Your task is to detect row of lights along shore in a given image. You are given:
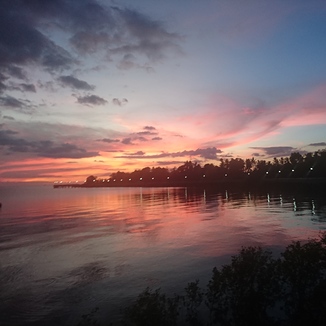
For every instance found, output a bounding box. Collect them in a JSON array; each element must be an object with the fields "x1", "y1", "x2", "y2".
[
  {"x1": 54, "y1": 175, "x2": 207, "y2": 184},
  {"x1": 53, "y1": 168, "x2": 315, "y2": 184}
]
